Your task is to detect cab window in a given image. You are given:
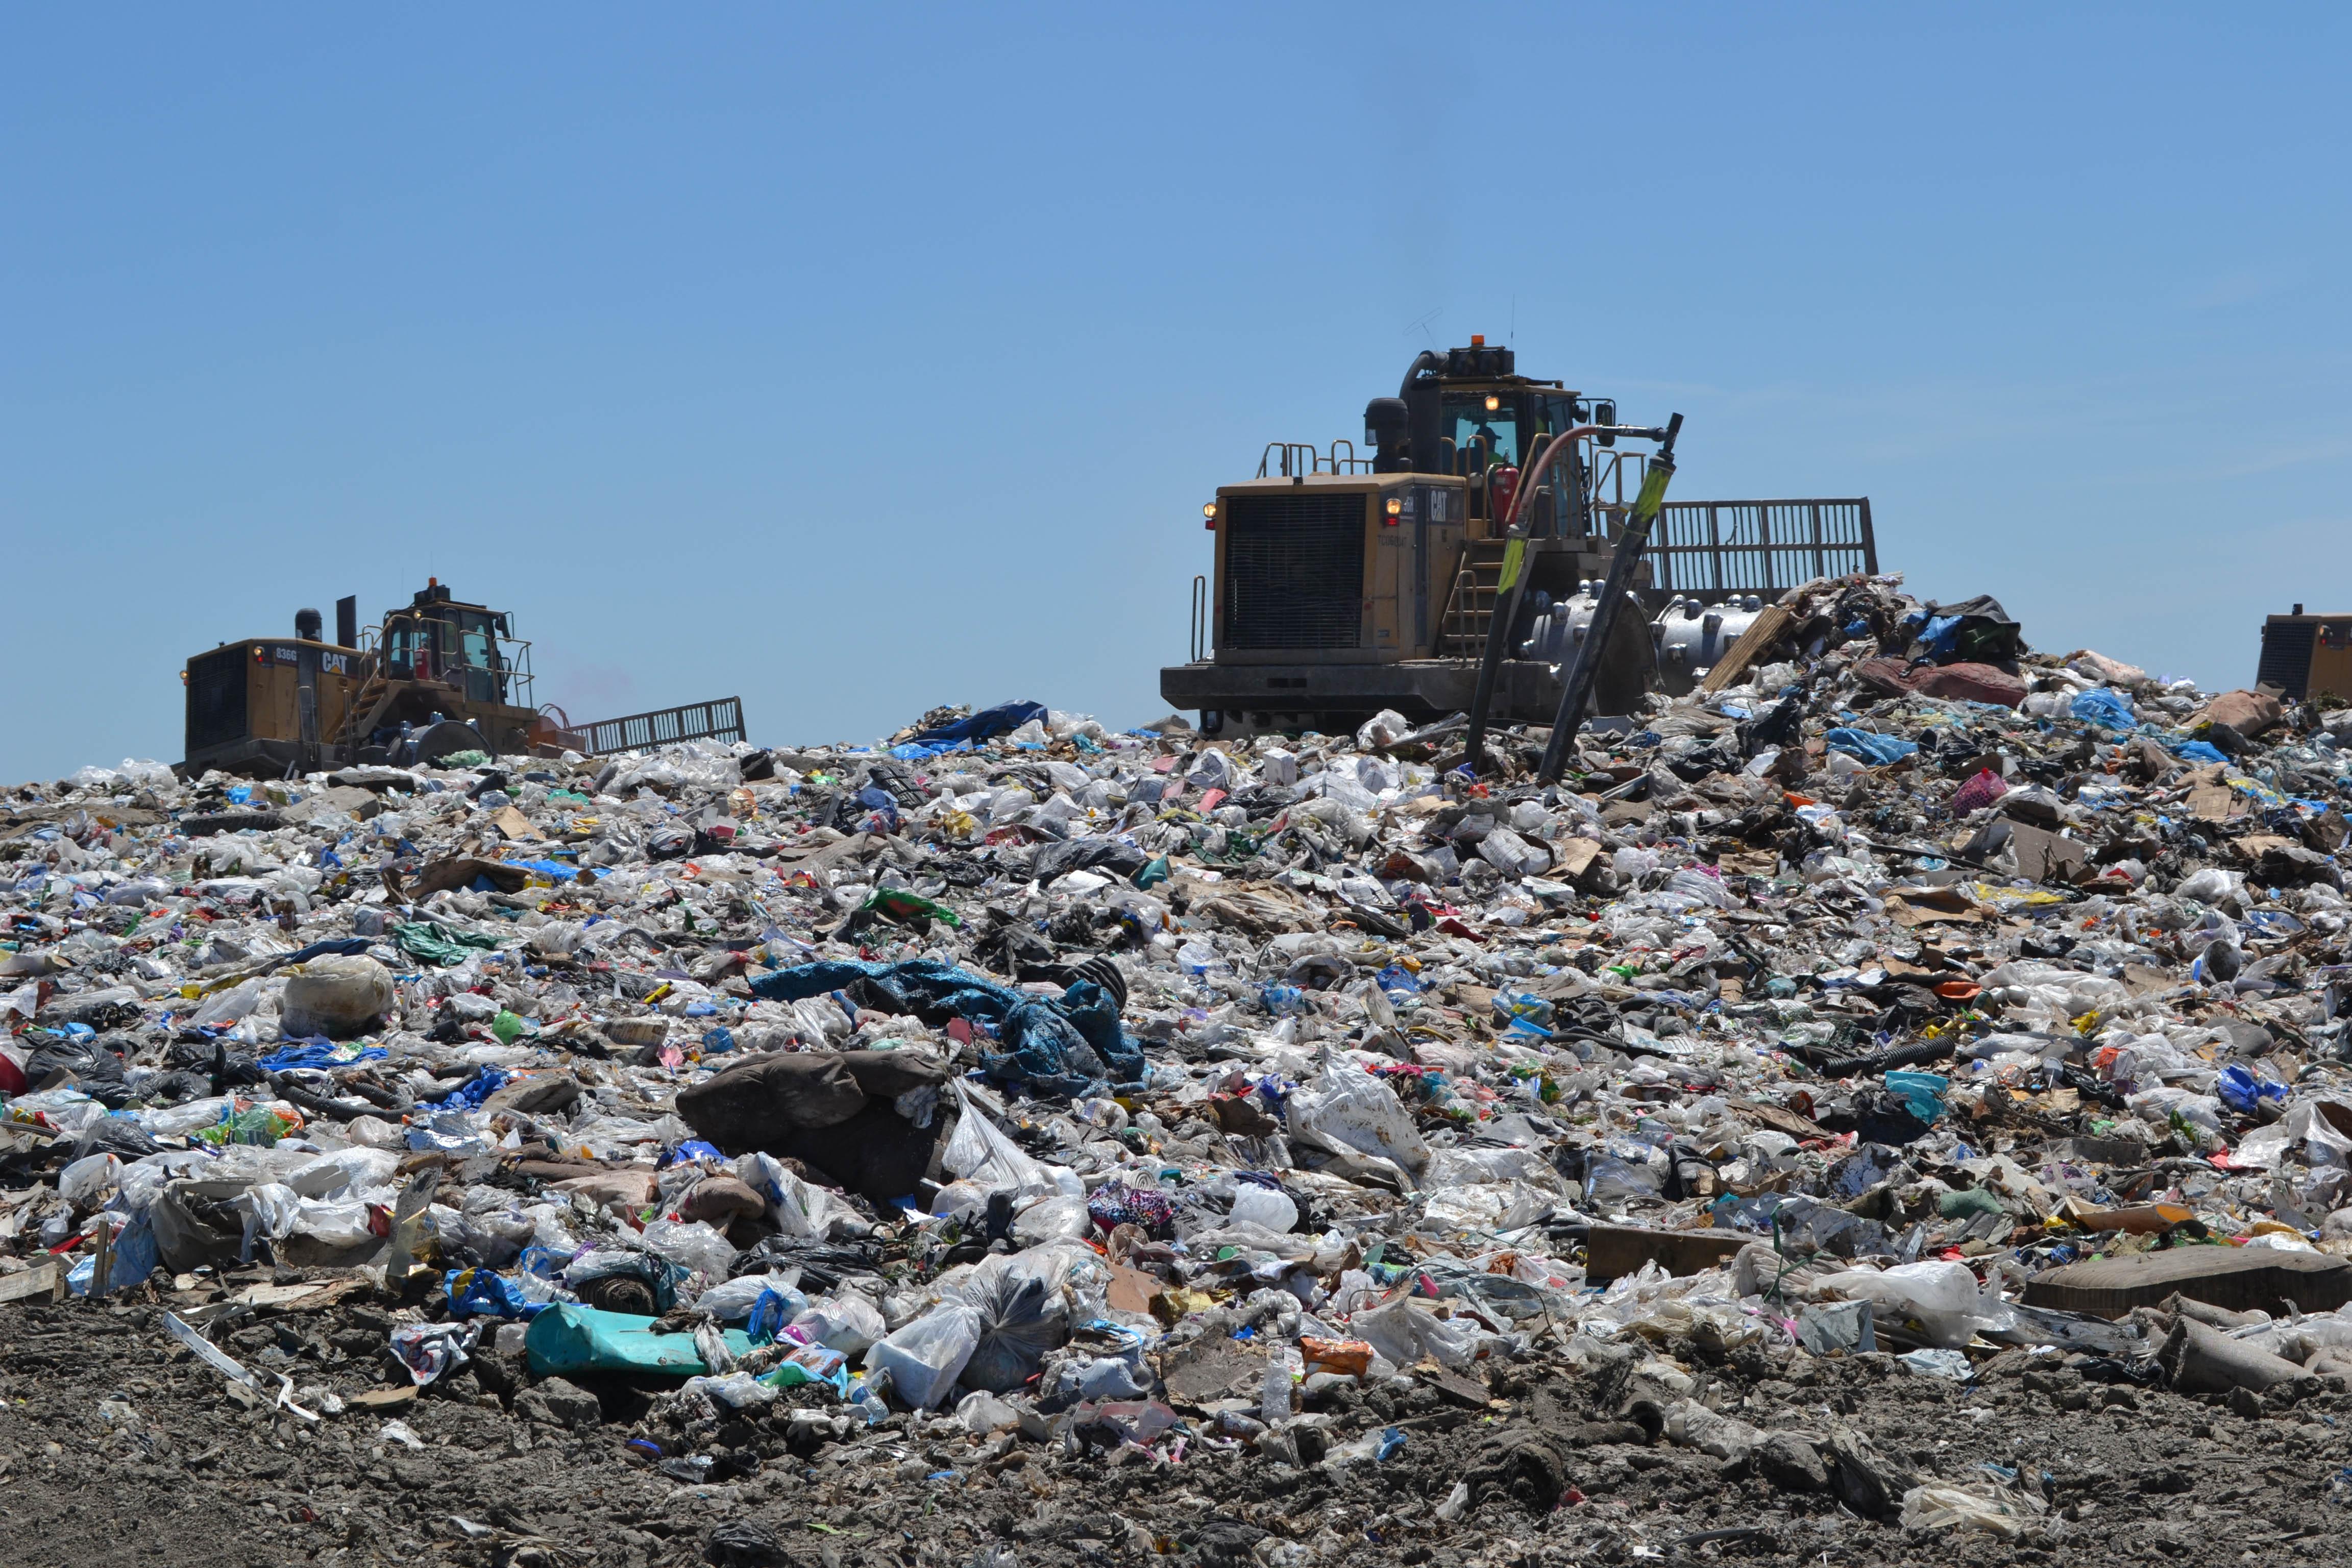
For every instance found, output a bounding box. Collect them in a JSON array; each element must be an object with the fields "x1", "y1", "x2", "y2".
[{"x1": 1441, "y1": 393, "x2": 1518, "y2": 474}]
